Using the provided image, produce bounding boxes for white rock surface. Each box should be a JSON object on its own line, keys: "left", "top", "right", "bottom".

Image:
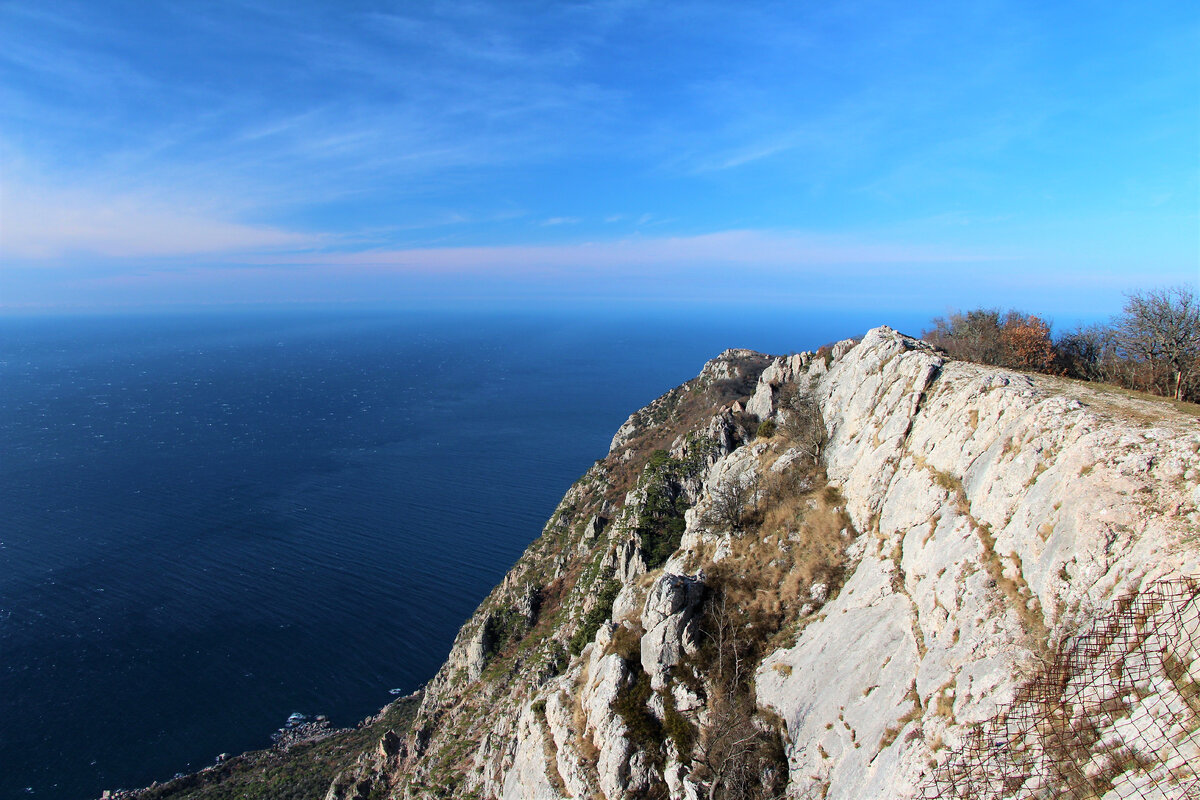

{"left": 757, "top": 326, "right": 1200, "bottom": 799}
{"left": 640, "top": 573, "right": 704, "bottom": 689}
{"left": 340, "top": 325, "right": 1199, "bottom": 800}
{"left": 500, "top": 705, "right": 561, "bottom": 800}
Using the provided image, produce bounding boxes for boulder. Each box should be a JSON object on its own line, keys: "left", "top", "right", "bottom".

{"left": 640, "top": 573, "right": 706, "bottom": 688}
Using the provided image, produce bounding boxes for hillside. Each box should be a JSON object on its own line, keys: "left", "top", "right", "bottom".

{"left": 116, "top": 327, "right": 1200, "bottom": 800}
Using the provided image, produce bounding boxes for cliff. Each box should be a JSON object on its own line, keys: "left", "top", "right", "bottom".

{"left": 121, "top": 326, "right": 1200, "bottom": 800}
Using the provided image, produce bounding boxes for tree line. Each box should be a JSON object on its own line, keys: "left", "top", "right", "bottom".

{"left": 921, "top": 285, "right": 1200, "bottom": 403}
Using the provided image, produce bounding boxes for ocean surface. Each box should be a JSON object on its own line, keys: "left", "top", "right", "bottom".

{"left": 0, "top": 308, "right": 927, "bottom": 799}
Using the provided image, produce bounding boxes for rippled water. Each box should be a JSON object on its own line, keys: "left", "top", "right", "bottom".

{"left": 0, "top": 308, "right": 922, "bottom": 799}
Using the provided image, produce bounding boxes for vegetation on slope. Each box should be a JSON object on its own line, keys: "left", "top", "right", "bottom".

{"left": 924, "top": 284, "right": 1200, "bottom": 403}
{"left": 120, "top": 697, "right": 419, "bottom": 800}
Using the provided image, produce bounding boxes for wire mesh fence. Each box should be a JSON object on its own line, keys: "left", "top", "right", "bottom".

{"left": 921, "top": 576, "right": 1200, "bottom": 800}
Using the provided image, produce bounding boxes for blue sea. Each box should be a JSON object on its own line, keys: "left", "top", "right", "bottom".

{"left": 0, "top": 308, "right": 927, "bottom": 799}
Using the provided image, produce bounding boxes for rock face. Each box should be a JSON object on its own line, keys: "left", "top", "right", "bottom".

{"left": 640, "top": 572, "right": 704, "bottom": 689}
{"left": 322, "top": 326, "right": 1200, "bottom": 800}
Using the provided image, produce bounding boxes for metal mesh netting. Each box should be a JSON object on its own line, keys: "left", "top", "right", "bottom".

{"left": 921, "top": 576, "right": 1200, "bottom": 800}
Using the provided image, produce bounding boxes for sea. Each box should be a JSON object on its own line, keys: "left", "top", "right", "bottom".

{"left": 0, "top": 307, "right": 928, "bottom": 799}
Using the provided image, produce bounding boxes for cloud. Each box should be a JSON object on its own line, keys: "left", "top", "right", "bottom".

{"left": 243, "top": 230, "right": 984, "bottom": 277}
{"left": 0, "top": 180, "right": 318, "bottom": 259}
{"left": 541, "top": 216, "right": 582, "bottom": 226}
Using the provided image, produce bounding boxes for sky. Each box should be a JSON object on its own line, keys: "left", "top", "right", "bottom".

{"left": 0, "top": 0, "right": 1197, "bottom": 317}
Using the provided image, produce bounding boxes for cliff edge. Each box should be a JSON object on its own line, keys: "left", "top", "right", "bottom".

{"left": 119, "top": 326, "right": 1200, "bottom": 800}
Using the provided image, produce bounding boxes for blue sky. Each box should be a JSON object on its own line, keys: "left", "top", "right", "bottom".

{"left": 1, "top": 0, "right": 1197, "bottom": 317}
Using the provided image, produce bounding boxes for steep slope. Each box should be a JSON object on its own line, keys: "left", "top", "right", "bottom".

{"left": 322, "top": 326, "right": 1199, "bottom": 800}
{"left": 112, "top": 327, "right": 1200, "bottom": 800}
{"left": 757, "top": 328, "right": 1200, "bottom": 799}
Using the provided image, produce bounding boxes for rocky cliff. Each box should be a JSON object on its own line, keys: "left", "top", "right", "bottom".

{"left": 122, "top": 326, "right": 1200, "bottom": 800}
{"left": 317, "top": 326, "right": 1199, "bottom": 800}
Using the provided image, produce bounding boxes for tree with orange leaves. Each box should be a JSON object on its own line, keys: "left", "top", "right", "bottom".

{"left": 1000, "top": 313, "right": 1055, "bottom": 372}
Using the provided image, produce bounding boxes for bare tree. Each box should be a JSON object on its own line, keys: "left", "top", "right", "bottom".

{"left": 778, "top": 388, "right": 827, "bottom": 468}
{"left": 707, "top": 473, "right": 756, "bottom": 532}
{"left": 1056, "top": 324, "right": 1119, "bottom": 383}
{"left": 923, "top": 309, "right": 1005, "bottom": 365}
{"left": 695, "top": 593, "right": 787, "bottom": 800}
{"left": 1115, "top": 285, "right": 1200, "bottom": 401}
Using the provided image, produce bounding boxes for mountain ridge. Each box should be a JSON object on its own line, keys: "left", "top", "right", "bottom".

{"left": 113, "top": 325, "right": 1200, "bottom": 800}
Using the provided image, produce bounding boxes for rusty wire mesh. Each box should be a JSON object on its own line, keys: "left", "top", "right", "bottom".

{"left": 921, "top": 576, "right": 1200, "bottom": 800}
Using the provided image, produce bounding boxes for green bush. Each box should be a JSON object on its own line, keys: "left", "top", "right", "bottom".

{"left": 569, "top": 577, "right": 621, "bottom": 655}
{"left": 661, "top": 693, "right": 695, "bottom": 756}
{"left": 756, "top": 419, "right": 776, "bottom": 439}
{"left": 483, "top": 608, "right": 525, "bottom": 659}
{"left": 632, "top": 436, "right": 721, "bottom": 572}
{"left": 614, "top": 668, "right": 662, "bottom": 761}
{"left": 545, "top": 641, "right": 569, "bottom": 676}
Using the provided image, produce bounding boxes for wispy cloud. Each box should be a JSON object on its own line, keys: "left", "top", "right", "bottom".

{"left": 1, "top": 180, "right": 318, "bottom": 259}
{"left": 0, "top": 1, "right": 1193, "bottom": 310}
{"left": 240, "top": 230, "right": 985, "bottom": 276}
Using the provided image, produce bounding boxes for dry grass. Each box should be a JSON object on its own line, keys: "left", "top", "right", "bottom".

{"left": 535, "top": 701, "right": 570, "bottom": 796}
{"left": 932, "top": 679, "right": 958, "bottom": 723}
{"left": 572, "top": 670, "right": 600, "bottom": 765}
{"left": 603, "top": 355, "right": 771, "bottom": 500}
{"left": 697, "top": 468, "right": 855, "bottom": 658}
{"left": 978, "top": 526, "right": 1050, "bottom": 654}
{"left": 878, "top": 683, "right": 923, "bottom": 750}
{"left": 607, "top": 621, "right": 644, "bottom": 661}
{"left": 915, "top": 458, "right": 1051, "bottom": 655}
{"left": 1027, "top": 373, "right": 1200, "bottom": 431}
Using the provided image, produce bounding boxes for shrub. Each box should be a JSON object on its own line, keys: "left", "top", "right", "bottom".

{"left": 705, "top": 473, "right": 757, "bottom": 532}
{"left": 755, "top": 419, "right": 776, "bottom": 439}
{"left": 637, "top": 446, "right": 710, "bottom": 569}
{"left": 1114, "top": 285, "right": 1200, "bottom": 401}
{"left": 482, "top": 608, "right": 526, "bottom": 659}
{"left": 545, "top": 642, "right": 569, "bottom": 676}
{"left": 613, "top": 667, "right": 663, "bottom": 762}
{"left": 1000, "top": 314, "right": 1055, "bottom": 371}
{"left": 609, "top": 622, "right": 643, "bottom": 661}
{"left": 923, "top": 287, "right": 1200, "bottom": 404}
{"left": 662, "top": 693, "right": 696, "bottom": 756}
{"left": 777, "top": 386, "right": 826, "bottom": 467}
{"left": 569, "top": 577, "right": 620, "bottom": 655}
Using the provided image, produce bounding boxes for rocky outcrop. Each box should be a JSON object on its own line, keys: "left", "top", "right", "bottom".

{"left": 316, "top": 327, "right": 1199, "bottom": 800}
{"left": 640, "top": 573, "right": 704, "bottom": 689}
{"left": 757, "top": 327, "right": 1200, "bottom": 799}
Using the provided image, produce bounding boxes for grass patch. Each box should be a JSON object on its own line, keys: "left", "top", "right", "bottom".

{"left": 1062, "top": 376, "right": 1200, "bottom": 418}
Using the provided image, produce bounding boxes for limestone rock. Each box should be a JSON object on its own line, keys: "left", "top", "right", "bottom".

{"left": 318, "top": 324, "right": 1199, "bottom": 800}
{"left": 464, "top": 624, "right": 490, "bottom": 682}
{"left": 584, "top": 653, "right": 635, "bottom": 800}
{"left": 500, "top": 705, "right": 560, "bottom": 800}
{"left": 640, "top": 572, "right": 705, "bottom": 689}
